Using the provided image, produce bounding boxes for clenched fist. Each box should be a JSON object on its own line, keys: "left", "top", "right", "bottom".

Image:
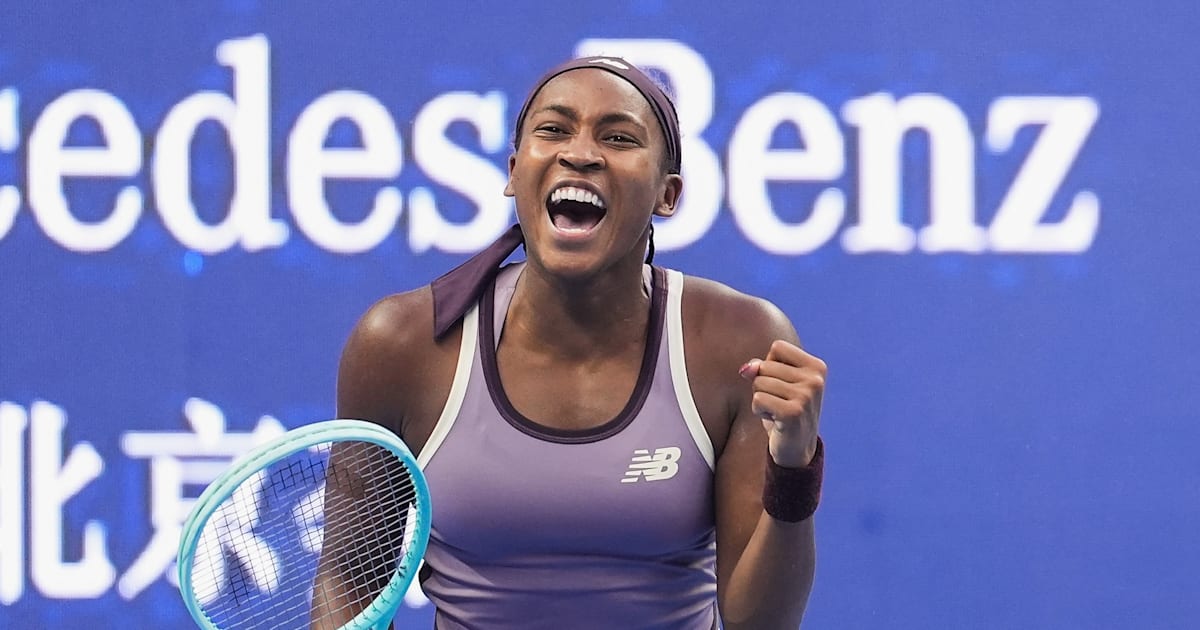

{"left": 739, "top": 340, "right": 826, "bottom": 468}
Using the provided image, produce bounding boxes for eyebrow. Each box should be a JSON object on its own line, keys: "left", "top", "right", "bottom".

{"left": 530, "top": 104, "right": 650, "bottom": 133}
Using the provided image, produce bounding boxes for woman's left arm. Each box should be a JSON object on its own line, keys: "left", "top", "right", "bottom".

{"left": 712, "top": 302, "right": 826, "bottom": 629}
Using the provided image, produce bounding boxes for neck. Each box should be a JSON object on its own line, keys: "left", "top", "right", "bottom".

{"left": 505, "top": 258, "right": 651, "bottom": 360}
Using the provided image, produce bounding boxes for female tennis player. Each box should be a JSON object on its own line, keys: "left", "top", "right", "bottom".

{"left": 322, "top": 56, "right": 827, "bottom": 629}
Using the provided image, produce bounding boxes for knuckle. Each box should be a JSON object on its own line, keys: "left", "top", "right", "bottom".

{"left": 814, "top": 357, "right": 829, "bottom": 375}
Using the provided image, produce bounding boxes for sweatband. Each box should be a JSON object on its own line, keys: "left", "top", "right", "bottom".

{"left": 762, "top": 437, "right": 824, "bottom": 523}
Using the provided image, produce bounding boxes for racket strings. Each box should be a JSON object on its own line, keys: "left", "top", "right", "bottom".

{"left": 190, "top": 439, "right": 422, "bottom": 630}
{"left": 310, "top": 447, "right": 417, "bottom": 629}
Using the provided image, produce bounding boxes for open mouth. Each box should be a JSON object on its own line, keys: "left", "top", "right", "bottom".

{"left": 547, "top": 185, "right": 606, "bottom": 233}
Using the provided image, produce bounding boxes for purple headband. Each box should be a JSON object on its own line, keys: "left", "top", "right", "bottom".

{"left": 512, "top": 56, "right": 682, "bottom": 174}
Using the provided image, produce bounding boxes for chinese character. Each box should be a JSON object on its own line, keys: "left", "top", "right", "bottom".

{"left": 0, "top": 400, "right": 116, "bottom": 602}
{"left": 0, "top": 402, "right": 25, "bottom": 604}
{"left": 117, "top": 397, "right": 284, "bottom": 600}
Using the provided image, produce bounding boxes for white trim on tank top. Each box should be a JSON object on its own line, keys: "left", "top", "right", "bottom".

{"left": 419, "top": 269, "right": 716, "bottom": 470}
{"left": 666, "top": 269, "right": 717, "bottom": 470}
{"left": 417, "top": 302, "right": 478, "bottom": 469}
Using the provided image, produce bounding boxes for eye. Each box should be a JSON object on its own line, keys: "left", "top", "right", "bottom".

{"left": 534, "top": 123, "right": 567, "bottom": 135}
{"left": 606, "top": 132, "right": 640, "bottom": 145}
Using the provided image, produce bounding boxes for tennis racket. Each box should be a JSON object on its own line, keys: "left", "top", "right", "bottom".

{"left": 176, "top": 419, "right": 431, "bottom": 630}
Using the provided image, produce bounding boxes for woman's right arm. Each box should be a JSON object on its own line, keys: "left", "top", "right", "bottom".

{"left": 310, "top": 287, "right": 455, "bottom": 627}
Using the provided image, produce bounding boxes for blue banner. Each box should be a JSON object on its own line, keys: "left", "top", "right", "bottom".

{"left": 2, "top": 2, "right": 1198, "bottom": 628}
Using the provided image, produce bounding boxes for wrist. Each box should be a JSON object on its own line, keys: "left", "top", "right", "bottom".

{"left": 762, "top": 436, "right": 824, "bottom": 523}
{"left": 769, "top": 433, "right": 819, "bottom": 467}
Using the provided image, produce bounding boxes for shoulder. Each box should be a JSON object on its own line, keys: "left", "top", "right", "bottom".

{"left": 672, "top": 272, "right": 800, "bottom": 455}
{"left": 677, "top": 273, "right": 800, "bottom": 356}
{"left": 337, "top": 285, "right": 462, "bottom": 449}
{"left": 347, "top": 286, "right": 436, "bottom": 352}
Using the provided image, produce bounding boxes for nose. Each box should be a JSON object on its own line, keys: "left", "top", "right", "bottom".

{"left": 557, "top": 135, "right": 605, "bottom": 171}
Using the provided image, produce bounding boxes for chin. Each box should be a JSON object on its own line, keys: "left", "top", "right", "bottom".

{"left": 532, "top": 251, "right": 606, "bottom": 281}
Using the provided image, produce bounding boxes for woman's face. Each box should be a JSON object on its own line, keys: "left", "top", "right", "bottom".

{"left": 505, "top": 68, "right": 682, "bottom": 281}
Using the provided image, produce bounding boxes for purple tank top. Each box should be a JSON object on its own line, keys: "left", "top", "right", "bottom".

{"left": 417, "top": 263, "right": 718, "bottom": 629}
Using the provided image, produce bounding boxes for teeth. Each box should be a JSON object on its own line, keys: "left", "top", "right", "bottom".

{"left": 550, "top": 186, "right": 605, "bottom": 209}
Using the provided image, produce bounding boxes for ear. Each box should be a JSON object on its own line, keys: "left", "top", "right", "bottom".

{"left": 653, "top": 173, "right": 684, "bottom": 218}
{"left": 503, "top": 154, "right": 517, "bottom": 197}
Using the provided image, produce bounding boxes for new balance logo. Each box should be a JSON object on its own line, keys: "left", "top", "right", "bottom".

{"left": 621, "top": 447, "right": 682, "bottom": 483}
{"left": 589, "top": 57, "right": 631, "bottom": 70}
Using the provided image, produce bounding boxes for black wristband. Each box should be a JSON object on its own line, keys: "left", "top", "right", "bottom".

{"left": 762, "top": 437, "right": 824, "bottom": 523}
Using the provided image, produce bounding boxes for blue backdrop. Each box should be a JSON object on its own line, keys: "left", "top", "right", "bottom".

{"left": 1, "top": 2, "right": 1198, "bottom": 628}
